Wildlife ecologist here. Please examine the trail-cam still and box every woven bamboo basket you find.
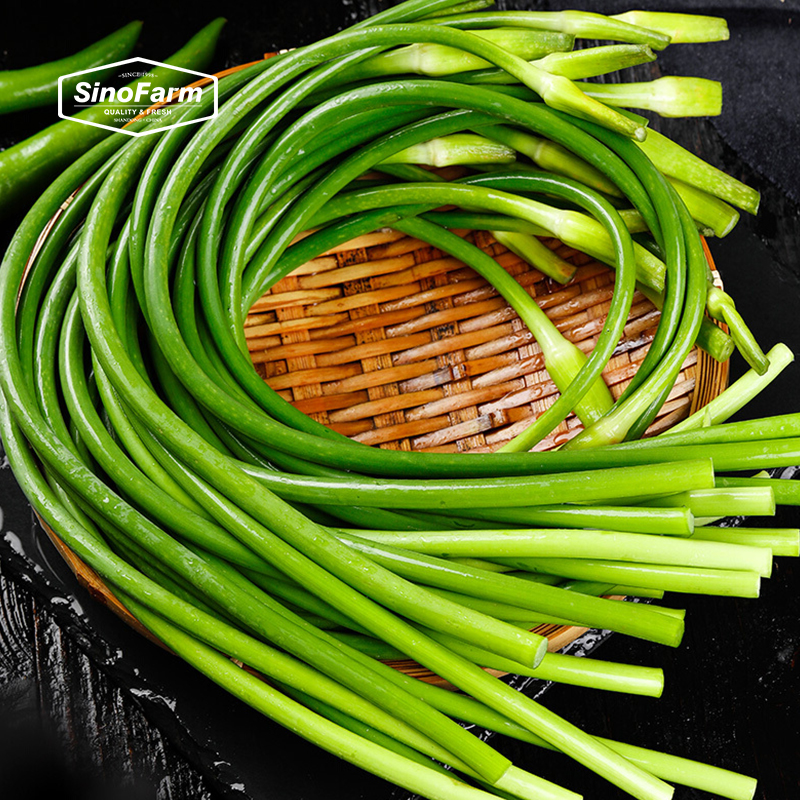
[249,226,726,451]
[41,222,729,687]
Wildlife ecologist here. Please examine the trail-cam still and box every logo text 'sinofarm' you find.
[58,57,218,137]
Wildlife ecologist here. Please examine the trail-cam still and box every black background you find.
[1,2,799,799]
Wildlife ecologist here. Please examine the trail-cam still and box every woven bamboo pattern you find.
[247,229,727,452]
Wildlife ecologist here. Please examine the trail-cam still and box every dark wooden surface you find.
[0,561,216,800]
[2,2,800,799]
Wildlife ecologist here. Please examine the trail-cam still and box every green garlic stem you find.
[559,580,665,600]
[431,504,694,536]
[349,526,774,576]
[354,29,575,78]
[424,1,495,18]
[416,625,665,697]
[533,44,657,80]
[668,177,740,237]
[670,343,794,433]
[635,486,776,519]
[478,124,623,197]
[691,527,799,558]
[610,11,729,43]
[576,77,722,118]
[274,680,455,774]
[637,282,735,364]
[496,557,762,597]
[126,600,519,800]
[423,209,548,235]
[311,182,665,290]
[382,132,516,166]
[716,474,800,507]
[390,214,615,427]
[636,127,760,214]
[490,229,576,284]
[431,10,671,49]
[705,286,771,374]
[456,44,656,85]
[337,534,686,646]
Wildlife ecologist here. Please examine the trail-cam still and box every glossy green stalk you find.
[457,44,657,85]
[310,183,664,290]
[636,282,735,363]
[611,11,729,43]
[123,600,517,800]
[425,504,694,536]
[631,438,800,471]
[636,486,775,519]
[670,343,794,432]
[636,127,760,214]
[716,475,800,507]
[532,44,657,79]
[382,133,516,166]
[415,625,665,696]
[431,581,675,622]
[337,532,685,646]
[279,678,581,800]
[489,229,577,283]
[425,587,582,628]
[705,285,770,374]
[422,209,547,234]
[430,10,671,49]
[274,681,454,775]
[273,684,583,800]
[498,558,761,597]
[351,28,575,78]
[576,77,722,118]
[135,413,552,669]
[424,1,495,16]
[560,581,665,600]
[626,414,800,450]
[59,298,271,573]
[240,458,715,510]
[691,527,798,558]
[349,526,773,576]
[476,125,623,196]
[241,569,371,635]
[668,178,740,237]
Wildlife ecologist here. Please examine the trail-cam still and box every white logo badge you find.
[58,57,218,137]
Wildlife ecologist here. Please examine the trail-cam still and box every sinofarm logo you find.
[58,57,218,137]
